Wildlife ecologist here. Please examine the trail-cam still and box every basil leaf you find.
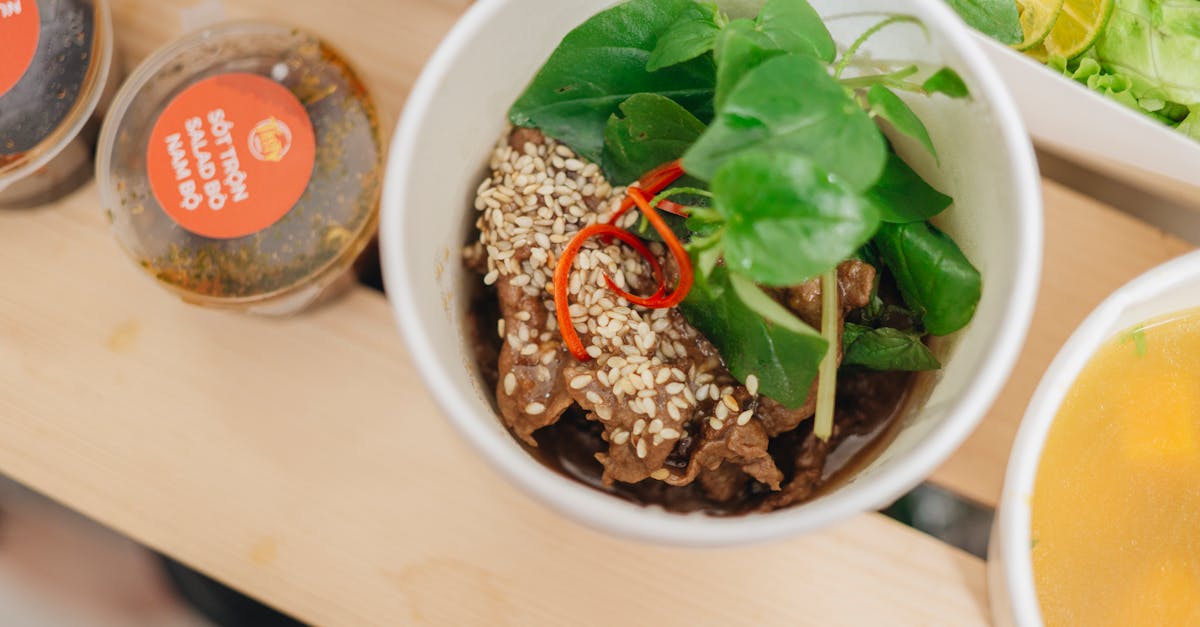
[943,0,1022,45]
[603,94,707,185]
[873,221,981,336]
[867,151,953,223]
[712,150,879,286]
[646,5,723,72]
[684,53,887,191]
[509,0,716,167]
[679,262,827,408]
[867,84,937,159]
[922,67,970,98]
[843,323,941,371]
[756,0,835,62]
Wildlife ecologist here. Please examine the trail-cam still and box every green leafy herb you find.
[943,0,1023,45]
[843,322,942,371]
[867,151,953,223]
[922,67,970,98]
[712,0,836,108]
[867,84,938,159]
[508,0,715,167]
[714,19,787,109]
[603,94,707,184]
[873,221,982,336]
[684,53,887,191]
[711,150,879,286]
[679,261,827,408]
[755,0,835,62]
[646,3,724,72]
[1121,325,1149,357]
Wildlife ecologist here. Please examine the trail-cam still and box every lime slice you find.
[1014,0,1065,51]
[1040,0,1115,60]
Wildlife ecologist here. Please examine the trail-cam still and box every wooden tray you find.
[0,1,1192,624]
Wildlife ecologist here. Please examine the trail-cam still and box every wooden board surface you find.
[0,190,987,626]
[0,0,1190,624]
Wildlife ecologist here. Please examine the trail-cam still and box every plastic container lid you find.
[97,22,382,314]
[0,0,113,198]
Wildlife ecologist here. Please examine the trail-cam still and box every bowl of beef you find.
[381,0,1042,544]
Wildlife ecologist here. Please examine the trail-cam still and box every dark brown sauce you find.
[463,275,915,515]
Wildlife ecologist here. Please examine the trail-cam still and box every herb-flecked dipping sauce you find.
[0,0,112,207]
[98,24,381,312]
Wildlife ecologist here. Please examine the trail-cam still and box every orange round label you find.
[0,0,40,97]
[146,73,316,240]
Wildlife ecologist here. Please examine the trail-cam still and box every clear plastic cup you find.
[96,22,383,315]
[0,0,117,208]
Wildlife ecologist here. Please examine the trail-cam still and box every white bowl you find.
[989,249,1200,626]
[978,35,1200,207]
[381,0,1042,545]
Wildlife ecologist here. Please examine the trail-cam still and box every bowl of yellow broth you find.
[991,250,1200,626]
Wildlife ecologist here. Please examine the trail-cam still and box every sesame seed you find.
[504,373,516,396]
[650,469,670,480]
[667,404,680,421]
[633,419,646,435]
[649,419,663,434]
[586,391,602,404]
[665,382,685,395]
[612,430,630,445]
[696,385,709,401]
[746,374,759,396]
[570,375,592,389]
[525,402,546,415]
[497,318,506,338]
[709,417,724,430]
[722,394,739,412]
[715,403,729,421]
[660,428,680,440]
[636,439,648,459]
[737,410,753,426]
[596,406,612,421]
[521,344,538,356]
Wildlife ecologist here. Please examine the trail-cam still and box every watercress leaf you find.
[867,151,953,223]
[631,212,693,242]
[684,53,887,191]
[943,0,1022,45]
[712,150,880,286]
[755,0,836,62]
[867,84,937,159]
[646,6,723,72]
[842,324,941,371]
[509,0,716,166]
[843,321,870,346]
[922,67,970,98]
[714,19,784,109]
[713,1,836,110]
[603,94,707,184]
[679,262,827,408]
[873,221,981,336]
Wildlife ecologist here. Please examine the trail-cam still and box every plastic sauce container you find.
[96,22,382,315]
[0,0,116,208]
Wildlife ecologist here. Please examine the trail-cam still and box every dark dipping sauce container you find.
[96,23,382,315]
[0,0,115,208]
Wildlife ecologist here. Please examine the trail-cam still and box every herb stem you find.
[814,268,839,441]
[833,15,923,79]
